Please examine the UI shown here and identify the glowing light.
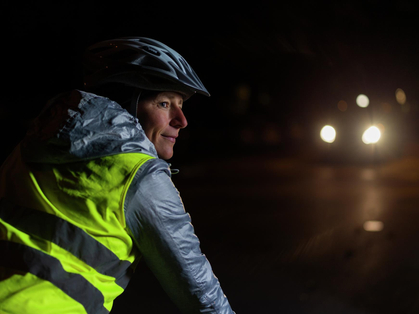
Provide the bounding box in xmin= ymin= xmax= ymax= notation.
xmin=362 ymin=126 xmax=381 ymax=144
xmin=320 ymin=125 xmax=336 ymax=143
xmin=363 ymin=220 xmax=384 ymax=232
xmin=395 ymin=88 xmax=406 ymax=105
xmin=356 ymin=94 xmax=369 ymax=108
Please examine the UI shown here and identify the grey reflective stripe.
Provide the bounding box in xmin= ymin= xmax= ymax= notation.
xmin=0 ymin=199 xmax=132 ymax=288
xmin=0 ymin=240 xmax=109 ymax=314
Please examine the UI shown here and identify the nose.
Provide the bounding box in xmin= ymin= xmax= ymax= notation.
xmin=170 ymin=106 xmax=188 ymax=129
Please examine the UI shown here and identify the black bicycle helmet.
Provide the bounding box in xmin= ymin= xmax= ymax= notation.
xmin=83 ymin=37 xmax=210 ymax=107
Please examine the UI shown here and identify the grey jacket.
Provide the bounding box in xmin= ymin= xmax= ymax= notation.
xmin=20 ymin=90 xmax=234 ymax=314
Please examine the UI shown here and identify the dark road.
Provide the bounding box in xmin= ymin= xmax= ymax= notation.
xmin=113 ymin=151 xmax=419 ymax=314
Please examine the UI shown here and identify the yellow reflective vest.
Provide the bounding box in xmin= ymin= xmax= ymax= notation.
xmin=0 ymin=144 xmax=154 ymax=313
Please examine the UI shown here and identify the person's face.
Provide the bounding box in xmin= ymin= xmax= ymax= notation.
xmin=137 ymin=91 xmax=188 ymax=160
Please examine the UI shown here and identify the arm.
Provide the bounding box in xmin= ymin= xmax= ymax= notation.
xmin=124 ymin=158 xmax=234 ymax=314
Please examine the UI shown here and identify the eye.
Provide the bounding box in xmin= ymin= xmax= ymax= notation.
xmin=159 ymin=101 xmax=169 ymax=108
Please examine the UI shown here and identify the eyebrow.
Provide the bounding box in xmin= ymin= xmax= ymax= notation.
xmin=159 ymin=93 xmax=183 ymax=104
xmin=167 ymin=94 xmax=182 ymax=100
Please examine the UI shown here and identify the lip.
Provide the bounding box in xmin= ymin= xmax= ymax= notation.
xmin=161 ymin=135 xmax=177 ymax=143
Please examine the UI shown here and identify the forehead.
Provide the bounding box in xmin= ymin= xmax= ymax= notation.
xmin=155 ymin=91 xmax=184 ymax=101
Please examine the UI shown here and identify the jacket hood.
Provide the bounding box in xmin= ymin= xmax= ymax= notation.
xmin=21 ymin=90 xmax=158 ymax=164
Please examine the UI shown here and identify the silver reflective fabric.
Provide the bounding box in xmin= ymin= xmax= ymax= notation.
xmin=20 ymin=90 xmax=234 ymax=314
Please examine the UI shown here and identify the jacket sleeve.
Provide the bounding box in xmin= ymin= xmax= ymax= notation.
xmin=124 ymin=158 xmax=235 ymax=314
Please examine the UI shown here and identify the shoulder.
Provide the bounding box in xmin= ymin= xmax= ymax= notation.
xmin=132 ymin=158 xmax=172 ymax=183
xmin=124 ymin=158 xmax=178 ymax=211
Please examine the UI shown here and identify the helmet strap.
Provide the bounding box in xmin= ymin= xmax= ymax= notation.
xmin=130 ymin=88 xmax=142 ymax=118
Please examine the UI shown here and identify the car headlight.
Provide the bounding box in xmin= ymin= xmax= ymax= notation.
xmin=362 ymin=126 xmax=381 ymax=144
xmin=320 ymin=125 xmax=336 ymax=143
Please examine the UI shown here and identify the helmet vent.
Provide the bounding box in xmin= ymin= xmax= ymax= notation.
xmin=142 ymin=46 xmax=160 ymax=56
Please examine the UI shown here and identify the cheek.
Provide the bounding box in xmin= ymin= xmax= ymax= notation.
xmin=152 ymin=114 xmax=169 ymax=131
xmin=141 ymin=114 xmax=167 ymax=139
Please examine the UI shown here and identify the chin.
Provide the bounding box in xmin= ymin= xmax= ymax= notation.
xmin=158 ymin=151 xmax=174 ymax=160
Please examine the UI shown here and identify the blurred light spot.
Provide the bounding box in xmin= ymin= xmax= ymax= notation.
xmin=363 ymin=220 xmax=384 ymax=232
xmin=356 ymin=94 xmax=369 ymax=108
xmin=381 ymin=102 xmax=392 ymax=113
xmin=361 ymin=168 xmax=376 ymax=181
xmin=395 ymin=88 xmax=406 ymax=105
xmin=263 ymin=124 xmax=281 ymax=144
xmin=362 ymin=126 xmax=381 ymax=144
xmin=320 ymin=125 xmax=336 ymax=143
xmin=236 ymin=85 xmax=251 ymax=101
xmin=318 ymin=167 xmax=334 ymax=180
xmin=337 ymin=100 xmax=347 ymax=112
xmin=376 ymin=123 xmax=385 ymax=134
xmin=232 ymin=85 xmax=251 ymax=115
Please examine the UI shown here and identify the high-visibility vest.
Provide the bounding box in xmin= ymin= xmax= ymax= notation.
xmin=0 ymin=144 xmax=154 ymax=313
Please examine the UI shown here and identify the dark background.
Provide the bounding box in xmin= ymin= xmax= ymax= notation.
xmin=3 ymin=1 xmax=419 ymax=162
xmin=3 ymin=1 xmax=419 ymax=313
